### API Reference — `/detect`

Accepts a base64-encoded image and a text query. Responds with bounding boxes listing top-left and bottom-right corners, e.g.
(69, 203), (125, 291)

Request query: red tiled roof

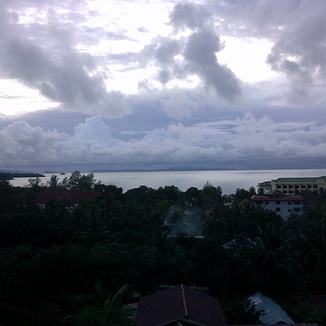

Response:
(251, 190), (303, 202)
(35, 190), (100, 205)
(251, 195), (304, 201)
(136, 284), (227, 326)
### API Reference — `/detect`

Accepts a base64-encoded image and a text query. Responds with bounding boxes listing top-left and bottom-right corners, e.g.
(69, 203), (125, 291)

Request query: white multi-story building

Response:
(251, 190), (304, 220)
(271, 176), (326, 194)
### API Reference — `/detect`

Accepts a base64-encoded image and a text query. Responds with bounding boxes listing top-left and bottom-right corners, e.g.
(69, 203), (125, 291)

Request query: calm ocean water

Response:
(9, 169), (326, 195)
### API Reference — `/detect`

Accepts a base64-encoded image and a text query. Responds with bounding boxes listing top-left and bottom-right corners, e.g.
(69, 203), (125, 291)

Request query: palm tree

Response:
(202, 204), (228, 242)
(67, 284), (133, 326)
(253, 222), (304, 296)
(301, 210), (326, 292)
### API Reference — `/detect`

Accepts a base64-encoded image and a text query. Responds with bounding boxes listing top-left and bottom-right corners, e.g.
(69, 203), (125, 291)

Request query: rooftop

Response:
(251, 190), (303, 202)
(248, 292), (295, 325)
(272, 176), (326, 183)
(136, 284), (227, 326)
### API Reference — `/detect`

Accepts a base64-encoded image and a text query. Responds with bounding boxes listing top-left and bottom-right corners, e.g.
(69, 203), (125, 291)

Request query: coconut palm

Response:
(254, 223), (304, 296)
(67, 284), (133, 326)
(301, 209), (326, 292)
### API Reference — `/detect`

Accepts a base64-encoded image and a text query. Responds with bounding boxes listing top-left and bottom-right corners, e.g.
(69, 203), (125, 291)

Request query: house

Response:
(223, 236), (256, 252)
(271, 176), (326, 194)
(251, 190), (304, 220)
(248, 292), (295, 324)
(136, 284), (228, 326)
(35, 190), (100, 209)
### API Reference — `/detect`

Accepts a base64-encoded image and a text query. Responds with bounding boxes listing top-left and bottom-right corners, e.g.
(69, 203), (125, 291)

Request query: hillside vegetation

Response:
(0, 172), (325, 325)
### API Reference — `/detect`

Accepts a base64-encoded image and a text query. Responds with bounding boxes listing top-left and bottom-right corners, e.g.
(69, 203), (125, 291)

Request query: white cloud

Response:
(0, 1), (131, 118)
(0, 0), (326, 172)
(0, 113), (325, 170)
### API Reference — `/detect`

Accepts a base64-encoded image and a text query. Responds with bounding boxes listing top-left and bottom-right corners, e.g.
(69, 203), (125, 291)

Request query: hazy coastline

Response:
(9, 169), (326, 195)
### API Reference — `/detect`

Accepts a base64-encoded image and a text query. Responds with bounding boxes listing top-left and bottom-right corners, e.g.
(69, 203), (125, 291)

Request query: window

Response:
(282, 185), (288, 188)
(276, 208), (280, 212)
(293, 201), (301, 205)
(276, 185), (281, 189)
(288, 201), (292, 205)
(288, 209), (292, 212)
(276, 201), (280, 205)
(265, 201), (269, 205)
(289, 185), (293, 189)
(295, 185), (299, 189)
(307, 185), (312, 189)
(289, 190), (294, 194)
(293, 208), (301, 212)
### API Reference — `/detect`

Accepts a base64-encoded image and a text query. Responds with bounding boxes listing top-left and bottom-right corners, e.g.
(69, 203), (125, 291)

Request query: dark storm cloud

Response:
(169, 2), (211, 30)
(141, 1), (241, 102)
(141, 37), (182, 67)
(0, 2), (130, 117)
(183, 29), (241, 101)
(141, 37), (183, 83)
(212, 0), (326, 105)
(0, 0), (326, 172)
(213, 0), (300, 37)
(266, 0), (326, 104)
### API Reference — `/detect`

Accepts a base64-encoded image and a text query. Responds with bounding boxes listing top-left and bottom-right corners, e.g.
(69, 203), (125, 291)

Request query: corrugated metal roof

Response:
(248, 292), (295, 325)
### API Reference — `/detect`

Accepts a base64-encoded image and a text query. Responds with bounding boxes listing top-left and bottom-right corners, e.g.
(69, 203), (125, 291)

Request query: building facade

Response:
(251, 190), (304, 220)
(271, 176), (326, 194)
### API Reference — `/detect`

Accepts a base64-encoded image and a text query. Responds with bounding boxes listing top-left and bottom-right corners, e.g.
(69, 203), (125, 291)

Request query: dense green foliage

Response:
(0, 172), (325, 325)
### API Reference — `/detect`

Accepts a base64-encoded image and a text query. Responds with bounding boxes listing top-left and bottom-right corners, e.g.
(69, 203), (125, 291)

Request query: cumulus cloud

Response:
(140, 1), (241, 102)
(214, 0), (326, 105)
(266, 0), (326, 103)
(183, 29), (241, 100)
(169, 2), (212, 30)
(213, 0), (299, 37)
(0, 114), (325, 170)
(1, 0), (326, 173)
(0, 120), (69, 166)
(0, 2), (130, 118)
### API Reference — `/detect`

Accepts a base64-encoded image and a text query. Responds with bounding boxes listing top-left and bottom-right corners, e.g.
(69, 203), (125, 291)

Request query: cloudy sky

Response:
(0, 0), (326, 172)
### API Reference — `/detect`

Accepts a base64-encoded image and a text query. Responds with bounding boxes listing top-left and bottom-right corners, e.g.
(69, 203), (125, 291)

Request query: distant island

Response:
(0, 171), (45, 181)
(90, 166), (236, 173)
(42, 170), (66, 174)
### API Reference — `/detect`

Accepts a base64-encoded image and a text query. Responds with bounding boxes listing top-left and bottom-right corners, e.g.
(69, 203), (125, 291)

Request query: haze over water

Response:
(10, 169), (326, 195)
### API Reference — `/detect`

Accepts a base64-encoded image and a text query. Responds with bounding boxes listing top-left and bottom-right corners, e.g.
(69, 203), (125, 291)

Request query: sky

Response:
(0, 0), (326, 172)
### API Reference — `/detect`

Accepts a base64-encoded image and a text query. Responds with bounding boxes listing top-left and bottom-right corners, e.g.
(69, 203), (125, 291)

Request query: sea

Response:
(8, 169), (326, 195)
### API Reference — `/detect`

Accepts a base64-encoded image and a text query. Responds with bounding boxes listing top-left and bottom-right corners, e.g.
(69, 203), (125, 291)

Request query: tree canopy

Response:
(0, 174), (325, 324)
